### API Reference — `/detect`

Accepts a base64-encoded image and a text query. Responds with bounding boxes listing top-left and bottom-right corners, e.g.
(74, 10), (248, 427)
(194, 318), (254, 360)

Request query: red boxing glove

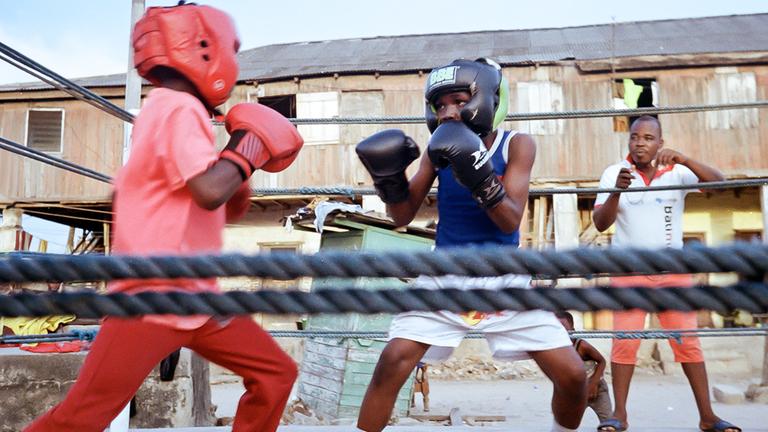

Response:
(220, 103), (304, 179)
(226, 181), (251, 222)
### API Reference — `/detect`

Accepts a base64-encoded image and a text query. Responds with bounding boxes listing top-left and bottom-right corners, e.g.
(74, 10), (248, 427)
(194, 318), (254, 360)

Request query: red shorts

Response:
(610, 274), (703, 364)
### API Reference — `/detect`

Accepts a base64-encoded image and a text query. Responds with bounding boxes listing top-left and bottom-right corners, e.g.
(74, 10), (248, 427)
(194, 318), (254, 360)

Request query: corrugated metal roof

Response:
(1, 13), (766, 92)
(0, 73), (143, 92)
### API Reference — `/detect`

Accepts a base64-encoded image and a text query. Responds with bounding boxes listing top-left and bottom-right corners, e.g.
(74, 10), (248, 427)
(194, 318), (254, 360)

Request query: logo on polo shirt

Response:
(655, 197), (678, 205)
(664, 206), (673, 247)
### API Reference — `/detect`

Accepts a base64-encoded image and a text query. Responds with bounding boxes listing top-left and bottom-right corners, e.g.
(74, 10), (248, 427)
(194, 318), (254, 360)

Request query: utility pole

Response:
(122, 0), (145, 164)
(111, 4), (145, 430)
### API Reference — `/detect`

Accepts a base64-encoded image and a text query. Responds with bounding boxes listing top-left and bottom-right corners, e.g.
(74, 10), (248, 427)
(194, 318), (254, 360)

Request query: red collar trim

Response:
(625, 154), (675, 186)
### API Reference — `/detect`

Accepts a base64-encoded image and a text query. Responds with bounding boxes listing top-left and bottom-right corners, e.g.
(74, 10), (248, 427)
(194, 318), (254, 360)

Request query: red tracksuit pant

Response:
(24, 316), (297, 432)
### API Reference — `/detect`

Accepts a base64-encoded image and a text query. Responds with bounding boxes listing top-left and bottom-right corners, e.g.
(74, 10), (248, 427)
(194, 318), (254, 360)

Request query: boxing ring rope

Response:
(0, 136), (113, 183)
(3, 328), (766, 346)
(248, 178), (768, 198)
(0, 41), (135, 123)
(0, 144), (762, 195)
(286, 101), (768, 125)
(2, 242), (768, 283)
(0, 282), (765, 318)
(0, 242), (767, 317)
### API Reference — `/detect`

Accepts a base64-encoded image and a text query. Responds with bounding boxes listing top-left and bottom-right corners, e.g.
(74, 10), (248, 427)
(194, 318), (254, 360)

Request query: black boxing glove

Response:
(427, 121), (506, 209)
(356, 129), (420, 203)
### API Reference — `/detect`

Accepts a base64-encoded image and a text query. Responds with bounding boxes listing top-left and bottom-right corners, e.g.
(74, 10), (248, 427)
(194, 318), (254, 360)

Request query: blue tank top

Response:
(435, 129), (520, 248)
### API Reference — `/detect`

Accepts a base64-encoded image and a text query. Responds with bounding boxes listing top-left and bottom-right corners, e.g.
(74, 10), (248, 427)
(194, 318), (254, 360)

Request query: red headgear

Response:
(132, 3), (240, 109)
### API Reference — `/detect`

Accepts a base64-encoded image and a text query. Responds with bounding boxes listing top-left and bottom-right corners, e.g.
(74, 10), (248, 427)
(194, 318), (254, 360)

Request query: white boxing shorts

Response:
(388, 274), (571, 361)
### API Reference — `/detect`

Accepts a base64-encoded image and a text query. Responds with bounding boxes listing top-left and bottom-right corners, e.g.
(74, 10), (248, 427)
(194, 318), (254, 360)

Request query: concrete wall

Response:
(221, 219), (321, 364)
(0, 347), (214, 431)
(449, 335), (766, 378)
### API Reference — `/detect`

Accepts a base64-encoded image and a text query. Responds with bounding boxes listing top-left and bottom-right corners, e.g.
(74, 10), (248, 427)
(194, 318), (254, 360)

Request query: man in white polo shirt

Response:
(592, 116), (740, 432)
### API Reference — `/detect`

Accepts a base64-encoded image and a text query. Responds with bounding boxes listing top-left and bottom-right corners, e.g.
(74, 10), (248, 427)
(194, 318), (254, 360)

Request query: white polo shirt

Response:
(594, 159), (699, 249)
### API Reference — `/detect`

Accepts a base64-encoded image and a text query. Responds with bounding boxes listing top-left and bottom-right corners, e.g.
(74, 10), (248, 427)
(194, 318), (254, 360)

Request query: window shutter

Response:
(296, 92), (340, 145)
(27, 110), (63, 152)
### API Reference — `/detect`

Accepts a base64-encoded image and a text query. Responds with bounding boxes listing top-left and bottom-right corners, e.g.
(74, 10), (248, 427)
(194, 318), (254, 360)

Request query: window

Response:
(296, 92), (340, 145)
(255, 243), (301, 290)
(733, 230), (761, 244)
(706, 70), (757, 130)
(259, 243), (299, 255)
(683, 232), (706, 247)
(256, 95), (296, 118)
(340, 90), (384, 144)
(252, 243), (304, 329)
(516, 82), (563, 135)
(613, 78), (657, 132)
(267, 246), (299, 254)
(26, 109), (64, 152)
(683, 233), (709, 286)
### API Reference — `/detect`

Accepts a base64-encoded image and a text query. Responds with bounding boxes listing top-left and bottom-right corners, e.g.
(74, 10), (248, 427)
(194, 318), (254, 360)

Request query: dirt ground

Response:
(211, 367), (768, 431)
(406, 373), (766, 430)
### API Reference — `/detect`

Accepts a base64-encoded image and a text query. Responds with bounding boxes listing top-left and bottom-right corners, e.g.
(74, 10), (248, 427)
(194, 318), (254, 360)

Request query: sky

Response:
(1, 0), (767, 85)
(1, 0), (766, 249)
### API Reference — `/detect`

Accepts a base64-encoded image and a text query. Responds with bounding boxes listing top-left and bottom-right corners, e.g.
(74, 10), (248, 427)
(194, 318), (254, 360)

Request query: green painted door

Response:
(301, 219), (433, 419)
